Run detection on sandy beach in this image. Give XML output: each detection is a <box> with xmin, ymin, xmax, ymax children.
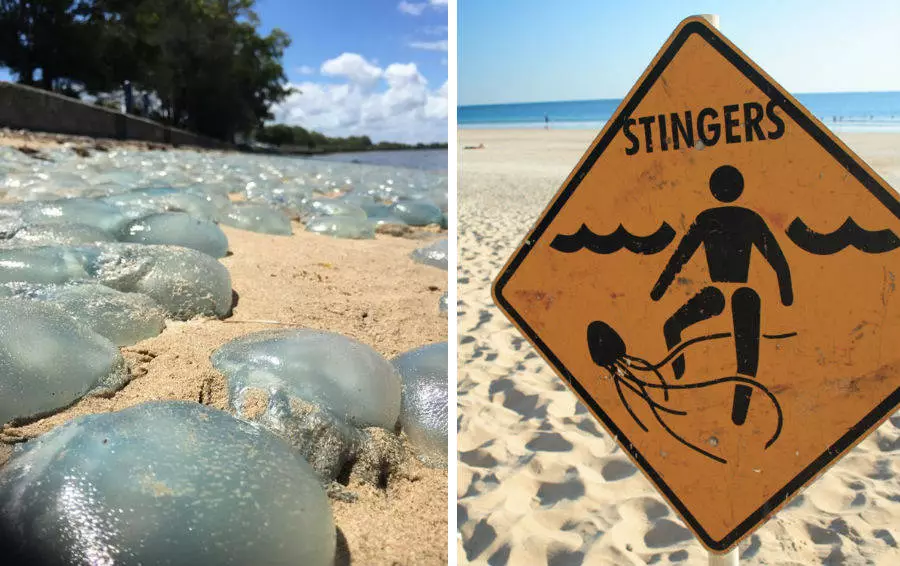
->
<box><xmin>457</xmin><ymin>128</ymin><xmax>900</xmax><ymax>565</ymax></box>
<box><xmin>0</xmin><ymin>206</ymin><xmax>449</xmax><ymax>564</ymax></box>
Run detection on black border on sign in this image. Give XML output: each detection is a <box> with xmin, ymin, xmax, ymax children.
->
<box><xmin>492</xmin><ymin>19</ymin><xmax>900</xmax><ymax>552</ymax></box>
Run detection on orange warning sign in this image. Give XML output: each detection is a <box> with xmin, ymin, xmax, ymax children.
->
<box><xmin>492</xmin><ymin>16</ymin><xmax>900</xmax><ymax>552</ymax></box>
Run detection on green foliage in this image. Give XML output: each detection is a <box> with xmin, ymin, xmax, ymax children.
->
<box><xmin>255</xmin><ymin>123</ymin><xmax>300</xmax><ymax>146</ymax></box>
<box><xmin>255</xmin><ymin>124</ymin><xmax>447</xmax><ymax>152</ymax></box>
<box><xmin>0</xmin><ymin>0</ymin><xmax>291</xmax><ymax>141</ymax></box>
<box><xmin>0</xmin><ymin>0</ymin><xmax>98</xmax><ymax>89</ymax></box>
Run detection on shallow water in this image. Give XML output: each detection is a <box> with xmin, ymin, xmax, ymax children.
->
<box><xmin>310</xmin><ymin>148</ymin><xmax>448</xmax><ymax>172</ymax></box>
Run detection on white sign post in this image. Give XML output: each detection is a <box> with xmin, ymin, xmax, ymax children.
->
<box><xmin>703</xmin><ymin>13</ymin><xmax>736</xmax><ymax>566</ymax></box>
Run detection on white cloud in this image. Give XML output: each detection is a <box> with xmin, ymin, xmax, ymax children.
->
<box><xmin>408</xmin><ymin>40</ymin><xmax>448</xmax><ymax>52</ymax></box>
<box><xmin>271</xmin><ymin>57</ymin><xmax>447</xmax><ymax>144</ymax></box>
<box><xmin>398</xmin><ymin>0</ymin><xmax>447</xmax><ymax>16</ymax></box>
<box><xmin>398</xmin><ymin>1</ymin><xmax>426</xmax><ymax>16</ymax></box>
<box><xmin>296</xmin><ymin>65</ymin><xmax>315</xmax><ymax>75</ymax></box>
<box><xmin>320</xmin><ymin>53</ymin><xmax>382</xmax><ymax>86</ymax></box>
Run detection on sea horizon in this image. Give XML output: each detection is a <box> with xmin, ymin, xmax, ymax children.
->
<box><xmin>309</xmin><ymin>147</ymin><xmax>448</xmax><ymax>172</ymax></box>
<box><xmin>458</xmin><ymin>91</ymin><xmax>900</xmax><ymax>133</ymax></box>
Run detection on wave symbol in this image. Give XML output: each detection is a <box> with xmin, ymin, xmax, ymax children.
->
<box><xmin>550</xmin><ymin>223</ymin><xmax>676</xmax><ymax>255</ymax></box>
<box><xmin>786</xmin><ymin>217</ymin><xmax>900</xmax><ymax>255</ymax></box>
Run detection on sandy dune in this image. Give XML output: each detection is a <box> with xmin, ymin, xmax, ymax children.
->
<box><xmin>457</xmin><ymin>129</ymin><xmax>900</xmax><ymax>565</ymax></box>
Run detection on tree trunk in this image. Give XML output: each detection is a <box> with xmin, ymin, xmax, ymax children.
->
<box><xmin>39</xmin><ymin>70</ymin><xmax>53</xmax><ymax>90</ymax></box>
<box><xmin>19</xmin><ymin>1</ymin><xmax>34</xmax><ymax>86</ymax></box>
<box><xmin>19</xmin><ymin>64</ymin><xmax>34</xmax><ymax>85</ymax></box>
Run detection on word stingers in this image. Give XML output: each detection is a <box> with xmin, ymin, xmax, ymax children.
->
<box><xmin>623</xmin><ymin>101</ymin><xmax>785</xmax><ymax>155</ymax></box>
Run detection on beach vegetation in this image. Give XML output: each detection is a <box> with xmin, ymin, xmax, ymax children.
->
<box><xmin>255</xmin><ymin>122</ymin><xmax>448</xmax><ymax>153</ymax></box>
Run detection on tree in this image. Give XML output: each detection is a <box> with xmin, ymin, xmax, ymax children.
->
<box><xmin>256</xmin><ymin>123</ymin><xmax>293</xmax><ymax>146</ymax></box>
<box><xmin>178</xmin><ymin>2</ymin><xmax>292</xmax><ymax>140</ymax></box>
<box><xmin>0</xmin><ymin>0</ymin><xmax>97</xmax><ymax>88</ymax></box>
<box><xmin>0</xmin><ymin>0</ymin><xmax>293</xmax><ymax>142</ymax></box>
<box><xmin>254</xmin><ymin>123</ymin><xmax>450</xmax><ymax>152</ymax></box>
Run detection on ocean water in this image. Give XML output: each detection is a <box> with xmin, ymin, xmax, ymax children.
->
<box><xmin>310</xmin><ymin>149</ymin><xmax>448</xmax><ymax>172</ymax></box>
<box><xmin>458</xmin><ymin>92</ymin><xmax>900</xmax><ymax>133</ymax></box>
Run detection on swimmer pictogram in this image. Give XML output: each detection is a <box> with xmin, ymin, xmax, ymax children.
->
<box><xmin>650</xmin><ymin>165</ymin><xmax>791</xmax><ymax>425</ymax></box>
<box><xmin>550</xmin><ymin>164</ymin><xmax>900</xmax><ymax>454</ymax></box>
<box><xmin>551</xmin><ymin>165</ymin><xmax>796</xmax><ymax>456</ymax></box>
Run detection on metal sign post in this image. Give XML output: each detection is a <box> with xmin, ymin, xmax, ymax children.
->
<box><xmin>709</xmin><ymin>548</ymin><xmax>739</xmax><ymax>566</ymax></box>
<box><xmin>698</xmin><ymin>14</ymin><xmax>739</xmax><ymax>566</ymax></box>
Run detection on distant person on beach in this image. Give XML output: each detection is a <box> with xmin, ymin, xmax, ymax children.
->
<box><xmin>545</xmin><ymin>113</ymin><xmax>549</xmax><ymax>130</ymax></box>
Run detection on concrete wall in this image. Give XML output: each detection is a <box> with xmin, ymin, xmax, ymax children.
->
<box><xmin>0</xmin><ymin>82</ymin><xmax>231</xmax><ymax>149</ymax></box>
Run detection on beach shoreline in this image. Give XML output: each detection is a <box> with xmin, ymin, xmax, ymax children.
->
<box><xmin>0</xmin><ymin>127</ymin><xmax>449</xmax><ymax>163</ymax></box>
<box><xmin>458</xmin><ymin>91</ymin><xmax>900</xmax><ymax>134</ymax></box>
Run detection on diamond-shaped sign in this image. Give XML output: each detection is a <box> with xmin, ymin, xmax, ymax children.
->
<box><xmin>492</xmin><ymin>16</ymin><xmax>900</xmax><ymax>552</ymax></box>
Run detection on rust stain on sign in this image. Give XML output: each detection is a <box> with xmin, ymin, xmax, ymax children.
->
<box><xmin>512</xmin><ymin>289</ymin><xmax>556</xmax><ymax>311</ymax></box>
<box><xmin>492</xmin><ymin>16</ymin><xmax>900</xmax><ymax>554</ymax></box>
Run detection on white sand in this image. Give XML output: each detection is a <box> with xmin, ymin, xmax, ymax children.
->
<box><xmin>457</xmin><ymin>129</ymin><xmax>900</xmax><ymax>565</ymax></box>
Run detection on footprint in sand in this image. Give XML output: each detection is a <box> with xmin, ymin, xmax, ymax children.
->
<box><xmin>546</xmin><ymin>545</ymin><xmax>585</xmax><ymax>566</ymax></box>
<box><xmin>601</xmin><ymin>458</ymin><xmax>637</xmax><ymax>482</ymax></box>
<box><xmin>459</xmin><ymin>445</ymin><xmax>500</xmax><ymax>469</ymax></box>
<box><xmin>536</xmin><ymin>467</ymin><xmax>586</xmax><ymax>507</ymax></box>
<box><xmin>868</xmin><ymin>458</ymin><xmax>896</xmax><ymax>480</ymax></box>
<box><xmin>874</xmin><ymin>529</ymin><xmax>898</xmax><ymax>548</ymax></box>
<box><xmin>525</xmin><ymin>432</ymin><xmax>575</xmax><ymax>452</ymax></box>
<box><xmin>461</xmin><ymin>518</ymin><xmax>498</xmax><ymax>562</ymax></box>
<box><xmin>644</xmin><ymin>519</ymin><xmax>693</xmax><ymax>549</ymax></box>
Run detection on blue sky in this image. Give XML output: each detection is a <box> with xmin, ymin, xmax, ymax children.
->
<box><xmin>257</xmin><ymin>0</ymin><xmax>447</xmax><ymax>90</ymax></box>
<box><xmin>459</xmin><ymin>0</ymin><xmax>900</xmax><ymax>106</ymax></box>
<box><xmin>259</xmin><ymin>0</ymin><xmax>449</xmax><ymax>142</ymax></box>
